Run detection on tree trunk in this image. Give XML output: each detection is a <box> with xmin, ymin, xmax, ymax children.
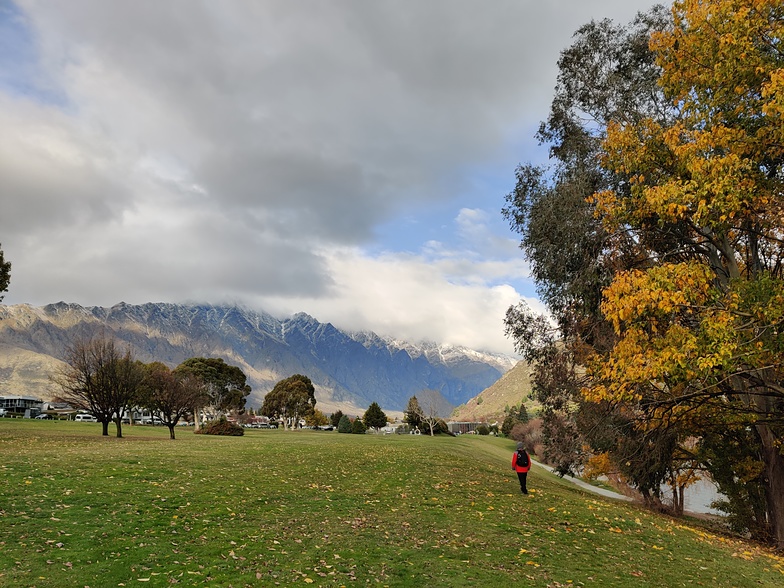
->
<box><xmin>115</xmin><ymin>418</ymin><xmax>123</xmax><ymax>439</ymax></box>
<box><xmin>168</xmin><ymin>425</ymin><xmax>176</xmax><ymax>440</ymax></box>
<box><xmin>669</xmin><ymin>483</ymin><xmax>685</xmax><ymax>517</ymax></box>
<box><xmin>757</xmin><ymin>422</ymin><xmax>784</xmax><ymax>548</ymax></box>
<box><xmin>101</xmin><ymin>420</ymin><xmax>109</xmax><ymax>436</ymax></box>
<box><xmin>678</xmin><ymin>485</ymin><xmax>685</xmax><ymax>517</ymax></box>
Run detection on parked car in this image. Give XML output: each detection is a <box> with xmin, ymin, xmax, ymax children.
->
<box><xmin>35</xmin><ymin>413</ymin><xmax>52</xmax><ymax>420</ymax></box>
<box><xmin>75</xmin><ymin>413</ymin><xmax>97</xmax><ymax>422</ymax></box>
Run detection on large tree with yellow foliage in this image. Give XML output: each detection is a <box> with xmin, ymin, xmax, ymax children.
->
<box><xmin>588</xmin><ymin>0</ymin><xmax>784</xmax><ymax>546</ymax></box>
<box><xmin>504</xmin><ymin>6</ymin><xmax>690</xmax><ymax>498</ymax></box>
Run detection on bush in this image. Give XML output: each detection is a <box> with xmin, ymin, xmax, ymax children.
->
<box><xmin>510</xmin><ymin>418</ymin><xmax>542</xmax><ymax>455</ymax></box>
<box><xmin>476</xmin><ymin>424</ymin><xmax>490</xmax><ymax>436</ymax></box>
<box><xmin>436</xmin><ymin>419</ymin><xmax>452</xmax><ymax>435</ymax></box>
<box><xmin>195</xmin><ymin>417</ymin><xmax>244</xmax><ymax>436</ymax></box>
<box><xmin>352</xmin><ymin>418</ymin><xmax>367</xmax><ymax>434</ymax></box>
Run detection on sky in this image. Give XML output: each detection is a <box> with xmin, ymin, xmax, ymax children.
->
<box><xmin>0</xmin><ymin>0</ymin><xmax>659</xmax><ymax>355</ymax></box>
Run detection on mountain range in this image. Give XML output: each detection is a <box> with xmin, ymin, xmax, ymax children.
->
<box><xmin>0</xmin><ymin>302</ymin><xmax>519</xmax><ymax>415</ymax></box>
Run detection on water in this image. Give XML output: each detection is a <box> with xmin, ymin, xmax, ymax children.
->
<box><xmin>661</xmin><ymin>477</ymin><xmax>724</xmax><ymax>515</ymax></box>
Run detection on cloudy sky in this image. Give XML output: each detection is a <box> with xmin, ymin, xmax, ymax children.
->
<box><xmin>1</xmin><ymin>0</ymin><xmax>658</xmax><ymax>354</ymax></box>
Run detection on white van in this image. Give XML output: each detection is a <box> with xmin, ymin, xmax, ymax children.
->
<box><xmin>75</xmin><ymin>413</ymin><xmax>97</xmax><ymax>422</ymax></box>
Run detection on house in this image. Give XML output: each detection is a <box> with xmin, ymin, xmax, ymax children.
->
<box><xmin>0</xmin><ymin>395</ymin><xmax>45</xmax><ymax>418</ymax></box>
<box><xmin>447</xmin><ymin>421</ymin><xmax>487</xmax><ymax>435</ymax></box>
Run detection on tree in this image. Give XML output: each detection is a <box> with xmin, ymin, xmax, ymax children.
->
<box><xmin>52</xmin><ymin>334</ymin><xmax>143</xmax><ymax>437</ymax></box>
<box><xmin>501</xmin><ymin>401</ymin><xmax>529</xmax><ymax>437</ymax></box>
<box><xmin>351</xmin><ymin>417</ymin><xmax>367</xmax><ymax>434</ymax></box>
<box><xmin>260</xmin><ymin>374</ymin><xmax>316</xmax><ymax>430</ymax></box>
<box><xmin>330</xmin><ymin>410</ymin><xmax>344</xmax><ymax>428</ymax></box>
<box><xmin>587</xmin><ymin>0</ymin><xmax>784</xmax><ymax>547</ymax></box>
<box><xmin>403</xmin><ymin>396</ymin><xmax>423</xmax><ymax>430</ymax></box>
<box><xmin>175</xmin><ymin>357</ymin><xmax>251</xmax><ymax>424</ymax></box>
<box><xmin>503</xmin><ymin>5</ymin><xmax>711</xmax><ymax>506</ymax></box>
<box><xmin>305</xmin><ymin>408</ymin><xmax>330</xmax><ymax>427</ymax></box>
<box><xmin>337</xmin><ymin>414</ymin><xmax>352</xmax><ymax>433</ymax></box>
<box><xmin>139</xmin><ymin>362</ymin><xmax>206</xmax><ymax>439</ymax></box>
<box><xmin>503</xmin><ymin>6</ymin><xmax>674</xmax><ymax>478</ymax></box>
<box><xmin>363</xmin><ymin>402</ymin><xmax>387</xmax><ymax>430</ymax></box>
<box><xmin>0</xmin><ymin>244</ymin><xmax>10</xmax><ymax>302</ymax></box>
<box><xmin>414</xmin><ymin>389</ymin><xmax>450</xmax><ymax>436</ymax></box>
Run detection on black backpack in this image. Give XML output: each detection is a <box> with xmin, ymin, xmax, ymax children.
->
<box><xmin>516</xmin><ymin>450</ymin><xmax>529</xmax><ymax>468</ymax></box>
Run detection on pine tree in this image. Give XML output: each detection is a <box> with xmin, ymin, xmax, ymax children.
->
<box><xmin>363</xmin><ymin>402</ymin><xmax>387</xmax><ymax>430</ymax></box>
<box><xmin>337</xmin><ymin>414</ymin><xmax>352</xmax><ymax>433</ymax></box>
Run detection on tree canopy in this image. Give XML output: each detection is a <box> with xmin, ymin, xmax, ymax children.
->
<box><xmin>504</xmin><ymin>0</ymin><xmax>784</xmax><ymax>547</ymax></box>
<box><xmin>260</xmin><ymin>374</ymin><xmax>316</xmax><ymax>430</ymax></box>
<box><xmin>139</xmin><ymin>362</ymin><xmax>206</xmax><ymax>439</ymax></box>
<box><xmin>337</xmin><ymin>414</ymin><xmax>352</xmax><ymax>433</ymax></box>
<box><xmin>175</xmin><ymin>357</ymin><xmax>251</xmax><ymax>415</ymax></box>
<box><xmin>52</xmin><ymin>334</ymin><xmax>143</xmax><ymax>438</ymax></box>
<box><xmin>362</xmin><ymin>402</ymin><xmax>388</xmax><ymax>430</ymax></box>
<box><xmin>330</xmin><ymin>410</ymin><xmax>345</xmax><ymax>428</ymax></box>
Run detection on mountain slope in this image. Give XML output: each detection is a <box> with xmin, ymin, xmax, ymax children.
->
<box><xmin>0</xmin><ymin>302</ymin><xmax>516</xmax><ymax>414</ymax></box>
<box><xmin>450</xmin><ymin>359</ymin><xmax>533</xmax><ymax>423</ymax></box>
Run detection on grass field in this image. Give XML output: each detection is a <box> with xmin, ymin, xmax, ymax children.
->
<box><xmin>1</xmin><ymin>420</ymin><xmax>782</xmax><ymax>587</ymax></box>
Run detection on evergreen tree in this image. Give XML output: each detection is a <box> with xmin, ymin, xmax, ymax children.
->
<box><xmin>404</xmin><ymin>396</ymin><xmax>423</xmax><ymax>429</ymax></box>
<box><xmin>337</xmin><ymin>414</ymin><xmax>352</xmax><ymax>433</ymax></box>
<box><xmin>330</xmin><ymin>409</ymin><xmax>344</xmax><ymax>428</ymax></box>
<box><xmin>363</xmin><ymin>402</ymin><xmax>387</xmax><ymax>430</ymax></box>
<box><xmin>351</xmin><ymin>418</ymin><xmax>367</xmax><ymax>434</ymax></box>
<box><xmin>502</xmin><ymin>402</ymin><xmax>530</xmax><ymax>437</ymax></box>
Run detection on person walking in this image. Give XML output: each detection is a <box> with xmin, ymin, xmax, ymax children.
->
<box><xmin>512</xmin><ymin>441</ymin><xmax>531</xmax><ymax>494</ymax></box>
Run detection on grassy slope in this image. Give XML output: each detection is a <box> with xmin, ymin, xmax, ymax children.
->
<box><xmin>0</xmin><ymin>420</ymin><xmax>782</xmax><ymax>587</ymax></box>
<box><xmin>450</xmin><ymin>360</ymin><xmax>536</xmax><ymax>423</ymax></box>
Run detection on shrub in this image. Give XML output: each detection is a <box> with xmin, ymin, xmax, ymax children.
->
<box><xmin>436</xmin><ymin>419</ymin><xmax>452</xmax><ymax>435</ymax></box>
<box><xmin>510</xmin><ymin>418</ymin><xmax>543</xmax><ymax>455</ymax></box>
<box><xmin>352</xmin><ymin>418</ymin><xmax>367</xmax><ymax>434</ymax></box>
<box><xmin>195</xmin><ymin>417</ymin><xmax>244</xmax><ymax>436</ymax></box>
<box><xmin>476</xmin><ymin>424</ymin><xmax>490</xmax><ymax>436</ymax></box>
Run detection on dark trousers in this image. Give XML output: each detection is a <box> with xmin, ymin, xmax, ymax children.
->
<box><xmin>517</xmin><ymin>471</ymin><xmax>528</xmax><ymax>493</ymax></box>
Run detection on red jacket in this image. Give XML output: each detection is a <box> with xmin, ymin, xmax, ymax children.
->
<box><xmin>512</xmin><ymin>450</ymin><xmax>531</xmax><ymax>473</ymax></box>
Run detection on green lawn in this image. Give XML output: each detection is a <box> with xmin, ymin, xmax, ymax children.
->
<box><xmin>0</xmin><ymin>420</ymin><xmax>782</xmax><ymax>587</ymax></box>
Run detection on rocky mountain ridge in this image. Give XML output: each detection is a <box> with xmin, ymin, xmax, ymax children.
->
<box><xmin>0</xmin><ymin>302</ymin><xmax>518</xmax><ymax>414</ymax></box>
